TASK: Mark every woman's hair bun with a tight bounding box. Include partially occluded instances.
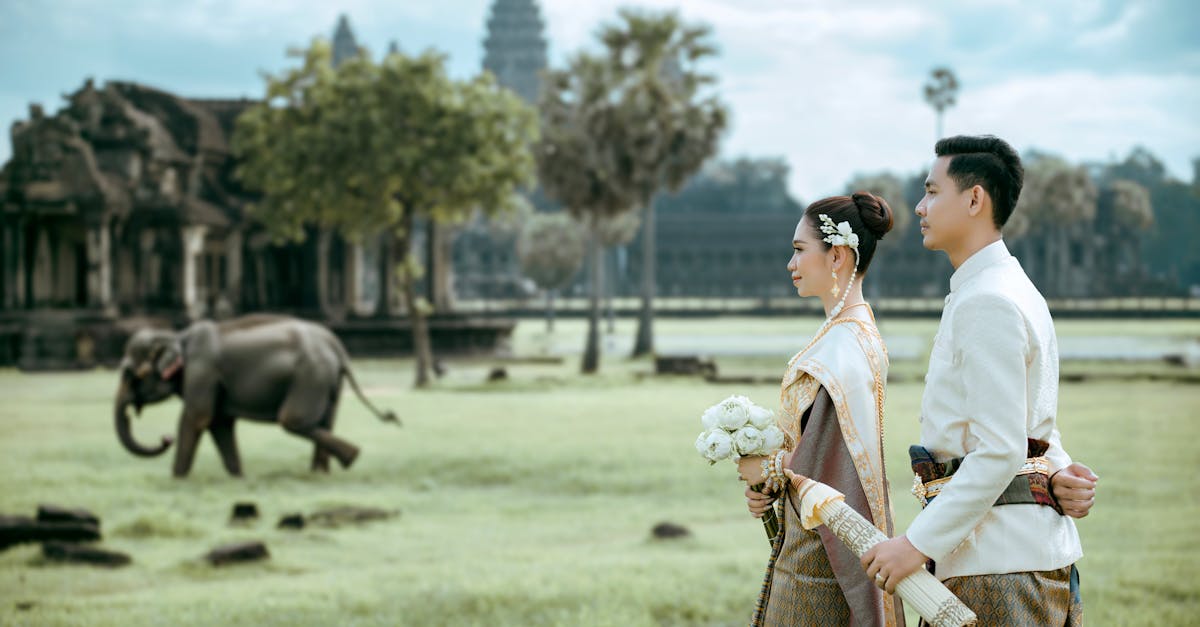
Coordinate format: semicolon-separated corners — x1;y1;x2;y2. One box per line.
851;191;894;240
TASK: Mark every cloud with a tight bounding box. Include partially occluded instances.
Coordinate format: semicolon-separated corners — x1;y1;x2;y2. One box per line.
0;0;1196;195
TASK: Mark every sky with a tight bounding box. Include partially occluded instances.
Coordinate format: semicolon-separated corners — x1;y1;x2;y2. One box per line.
1;0;1197;201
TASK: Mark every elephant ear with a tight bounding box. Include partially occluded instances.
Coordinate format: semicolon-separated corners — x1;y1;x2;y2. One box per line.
154;337;184;381
180;321;221;430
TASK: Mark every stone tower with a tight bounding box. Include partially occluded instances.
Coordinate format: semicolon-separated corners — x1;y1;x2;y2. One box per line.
331;14;360;67
482;0;548;103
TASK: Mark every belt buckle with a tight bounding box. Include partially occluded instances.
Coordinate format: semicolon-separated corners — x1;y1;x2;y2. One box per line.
911;473;928;507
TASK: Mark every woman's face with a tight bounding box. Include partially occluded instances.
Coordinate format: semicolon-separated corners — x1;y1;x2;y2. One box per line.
787;216;834;298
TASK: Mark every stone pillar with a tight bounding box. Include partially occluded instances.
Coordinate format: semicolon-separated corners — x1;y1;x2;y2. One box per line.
139;229;156;305
181;225;207;319
0;222;10;309
224;229;243;312
32;226;54;306
14;219;26;308
85;220;113;312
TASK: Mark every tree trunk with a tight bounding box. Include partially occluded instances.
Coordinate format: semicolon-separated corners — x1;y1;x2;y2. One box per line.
632;199;656;357
605;246;616;333
545;289;555;333
317;229;332;318
402;212;434;387
582;229;603;374
425;220;454;314
375;233;394;318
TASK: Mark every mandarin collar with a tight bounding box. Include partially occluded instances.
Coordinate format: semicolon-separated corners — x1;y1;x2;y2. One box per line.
949;239;1011;293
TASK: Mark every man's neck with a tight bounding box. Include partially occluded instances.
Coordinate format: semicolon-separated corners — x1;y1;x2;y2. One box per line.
946;232;1003;269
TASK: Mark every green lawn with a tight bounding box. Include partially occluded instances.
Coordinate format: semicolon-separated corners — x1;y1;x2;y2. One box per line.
1;319;1198;626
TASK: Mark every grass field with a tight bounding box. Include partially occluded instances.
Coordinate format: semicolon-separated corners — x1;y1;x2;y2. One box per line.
1;317;1198;626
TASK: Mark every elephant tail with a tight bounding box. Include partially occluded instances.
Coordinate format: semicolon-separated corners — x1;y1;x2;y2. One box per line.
335;344;401;427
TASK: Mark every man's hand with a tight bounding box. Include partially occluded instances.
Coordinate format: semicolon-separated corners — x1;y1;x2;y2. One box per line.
861;536;928;594
1052;462;1098;518
745;485;776;518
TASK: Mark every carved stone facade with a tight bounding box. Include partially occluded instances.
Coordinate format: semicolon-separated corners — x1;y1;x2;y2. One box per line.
0;79;510;369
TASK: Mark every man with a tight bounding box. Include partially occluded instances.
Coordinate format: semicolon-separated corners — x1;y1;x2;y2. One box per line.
860;135;1097;624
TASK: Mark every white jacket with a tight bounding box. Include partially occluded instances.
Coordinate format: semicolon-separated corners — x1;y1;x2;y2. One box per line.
906;240;1083;580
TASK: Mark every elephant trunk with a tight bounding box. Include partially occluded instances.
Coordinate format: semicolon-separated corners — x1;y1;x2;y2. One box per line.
114;377;173;457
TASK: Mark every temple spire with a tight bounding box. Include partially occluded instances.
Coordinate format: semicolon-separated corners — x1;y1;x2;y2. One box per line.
482;0;548;103
332;14;360;67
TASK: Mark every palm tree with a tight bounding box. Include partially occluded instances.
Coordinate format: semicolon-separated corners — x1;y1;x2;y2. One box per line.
923;67;958;141
598;9;728;358
536;53;637;373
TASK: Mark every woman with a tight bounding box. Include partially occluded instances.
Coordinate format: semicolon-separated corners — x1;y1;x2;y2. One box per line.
737;192;905;626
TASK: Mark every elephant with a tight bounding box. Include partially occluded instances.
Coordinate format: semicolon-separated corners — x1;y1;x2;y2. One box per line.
114;314;399;477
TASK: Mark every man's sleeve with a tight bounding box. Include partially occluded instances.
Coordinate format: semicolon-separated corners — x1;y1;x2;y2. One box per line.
906;294;1031;562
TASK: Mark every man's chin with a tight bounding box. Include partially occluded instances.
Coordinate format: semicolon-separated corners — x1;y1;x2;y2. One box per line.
920;235;938;250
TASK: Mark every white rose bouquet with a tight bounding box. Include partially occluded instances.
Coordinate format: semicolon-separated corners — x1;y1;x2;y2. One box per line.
695;395;787;539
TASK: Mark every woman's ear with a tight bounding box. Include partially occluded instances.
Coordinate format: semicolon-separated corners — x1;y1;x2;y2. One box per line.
829;245;850;273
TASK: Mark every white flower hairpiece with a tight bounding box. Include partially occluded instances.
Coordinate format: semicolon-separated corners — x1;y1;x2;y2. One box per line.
818;214;860;251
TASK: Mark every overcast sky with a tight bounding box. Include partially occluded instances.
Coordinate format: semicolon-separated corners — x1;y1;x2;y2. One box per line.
1;0;1197;200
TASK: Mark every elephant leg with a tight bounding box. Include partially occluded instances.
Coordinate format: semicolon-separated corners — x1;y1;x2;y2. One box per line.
279;383;359;469
310;390;341;473
172;417;204;478
209;416;242;477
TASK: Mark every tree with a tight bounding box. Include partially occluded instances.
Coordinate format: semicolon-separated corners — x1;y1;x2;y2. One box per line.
536;53;638;373
1015;154;1098;296
923;67;958;141
516;212;586;332
1097;179;1154;291
598;9;728;358
844;172;912;239
596;210;641;331
233;40;537;387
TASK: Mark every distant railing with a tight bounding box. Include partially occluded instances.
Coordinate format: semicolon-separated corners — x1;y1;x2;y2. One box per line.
452;296;1200;318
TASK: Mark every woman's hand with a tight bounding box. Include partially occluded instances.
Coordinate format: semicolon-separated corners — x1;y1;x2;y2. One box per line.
745;485;777;518
736;455;768;485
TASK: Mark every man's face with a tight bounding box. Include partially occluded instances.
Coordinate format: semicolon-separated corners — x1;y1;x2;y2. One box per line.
915;156;972;252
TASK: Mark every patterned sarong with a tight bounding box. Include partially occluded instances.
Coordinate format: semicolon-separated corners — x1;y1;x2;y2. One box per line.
919;565;1082;626
752;491;851;626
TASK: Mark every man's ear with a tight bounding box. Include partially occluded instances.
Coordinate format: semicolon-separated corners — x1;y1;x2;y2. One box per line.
967;185;986;218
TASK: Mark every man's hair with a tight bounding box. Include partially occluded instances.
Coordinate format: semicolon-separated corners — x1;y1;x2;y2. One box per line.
934;135;1024;229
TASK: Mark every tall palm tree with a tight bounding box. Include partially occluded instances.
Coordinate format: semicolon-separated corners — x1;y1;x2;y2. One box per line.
598;9;728;358
923;67;958;141
536;53;637;373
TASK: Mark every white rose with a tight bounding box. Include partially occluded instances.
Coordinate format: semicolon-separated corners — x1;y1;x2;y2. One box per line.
761;425;786;452
828;235;846;247
716;395;752;430
733;425;767;457
837;221;853;236
699;429;734;464
847;232;859;248
747;405;774;430
700;405;723;430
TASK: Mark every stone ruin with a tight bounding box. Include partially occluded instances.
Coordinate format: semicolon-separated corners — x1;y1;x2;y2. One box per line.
0;79;512;369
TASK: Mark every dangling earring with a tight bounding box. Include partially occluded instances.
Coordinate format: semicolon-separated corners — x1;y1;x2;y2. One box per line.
830;270;840;297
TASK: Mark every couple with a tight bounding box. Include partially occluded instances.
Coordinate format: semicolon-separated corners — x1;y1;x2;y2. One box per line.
738;135;1098;626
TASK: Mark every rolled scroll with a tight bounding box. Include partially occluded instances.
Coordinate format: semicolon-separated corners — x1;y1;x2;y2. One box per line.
792;476;977;627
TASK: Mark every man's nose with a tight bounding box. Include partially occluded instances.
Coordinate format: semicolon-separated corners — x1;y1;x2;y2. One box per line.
914;201;926;217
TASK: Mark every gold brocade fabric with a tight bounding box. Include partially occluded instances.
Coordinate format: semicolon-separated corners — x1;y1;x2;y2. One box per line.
922;566;1082;627
753;491;851;626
